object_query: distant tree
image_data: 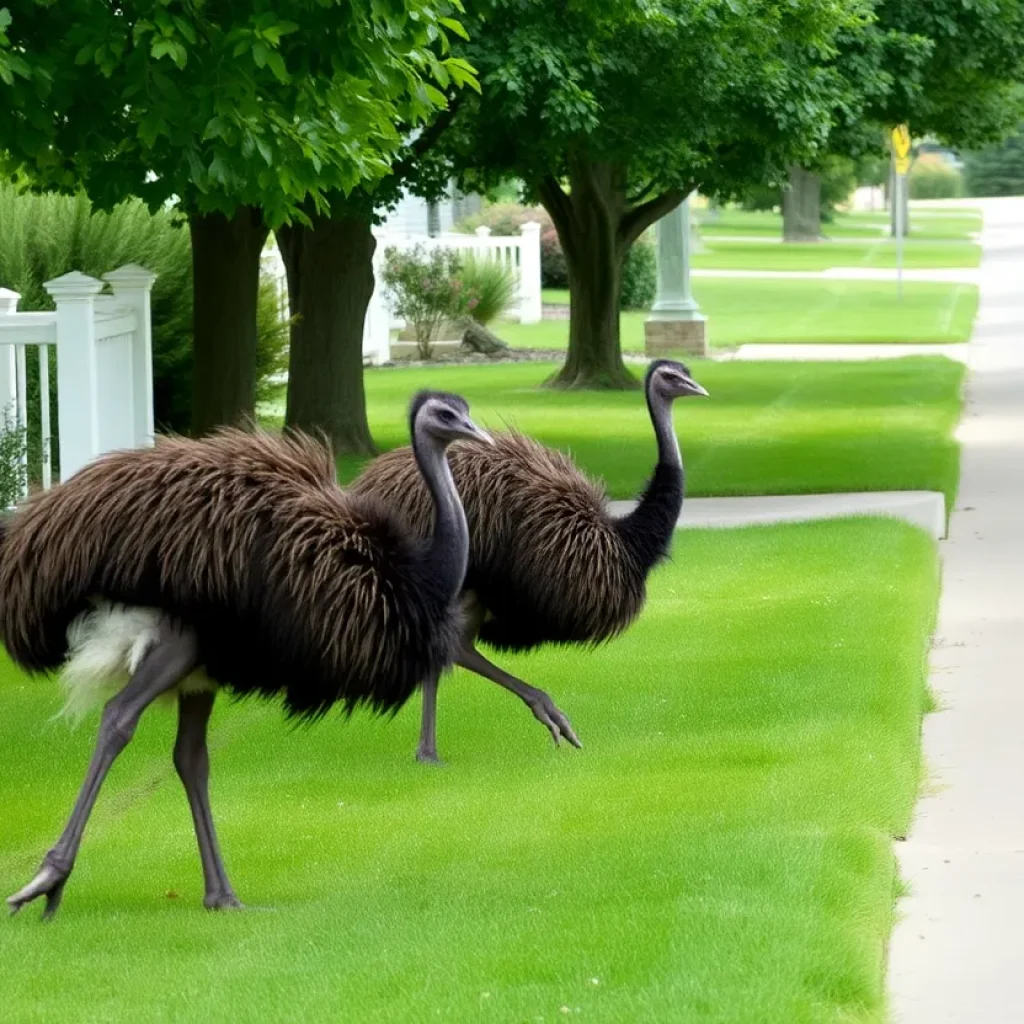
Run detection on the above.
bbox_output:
[783,0,1024,240]
[0,1,461,433]
[964,123,1024,197]
[437,0,857,388]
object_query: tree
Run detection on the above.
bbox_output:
[276,104,467,455]
[0,0,463,433]
[964,122,1024,196]
[439,0,858,388]
[781,0,1024,239]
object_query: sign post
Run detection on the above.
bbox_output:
[891,124,911,302]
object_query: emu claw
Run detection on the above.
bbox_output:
[527,691,582,750]
[7,861,70,921]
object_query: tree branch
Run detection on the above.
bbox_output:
[618,183,696,250]
[626,179,658,206]
[389,92,465,182]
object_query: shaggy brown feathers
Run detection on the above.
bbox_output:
[0,429,463,718]
[349,430,655,652]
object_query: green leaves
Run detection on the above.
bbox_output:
[0,0,480,225]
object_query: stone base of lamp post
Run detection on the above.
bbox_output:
[644,317,707,358]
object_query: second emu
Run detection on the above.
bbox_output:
[1,391,491,919]
[352,359,708,761]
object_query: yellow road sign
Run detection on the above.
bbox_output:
[895,154,911,175]
[891,124,911,159]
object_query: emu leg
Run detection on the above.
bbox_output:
[173,691,242,910]
[456,643,582,749]
[7,626,198,920]
[415,673,443,764]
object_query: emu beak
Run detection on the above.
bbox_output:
[462,419,494,446]
[685,378,709,397]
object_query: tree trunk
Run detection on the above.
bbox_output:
[550,246,636,388]
[189,207,268,435]
[277,212,377,456]
[542,161,637,389]
[782,166,822,241]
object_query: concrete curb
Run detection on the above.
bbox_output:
[725,343,970,363]
[609,490,947,540]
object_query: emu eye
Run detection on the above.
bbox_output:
[439,408,457,422]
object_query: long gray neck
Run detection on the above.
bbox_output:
[413,427,470,603]
[647,384,681,469]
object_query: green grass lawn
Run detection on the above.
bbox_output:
[263,359,964,508]
[531,278,978,348]
[692,239,980,271]
[0,518,938,1023]
[695,207,982,241]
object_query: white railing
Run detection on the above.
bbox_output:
[262,220,543,365]
[0,264,156,492]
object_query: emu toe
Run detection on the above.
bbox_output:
[7,860,71,921]
[204,891,244,911]
[527,690,582,750]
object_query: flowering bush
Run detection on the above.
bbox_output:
[382,245,480,359]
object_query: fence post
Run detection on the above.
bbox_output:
[0,289,19,421]
[103,264,157,448]
[44,270,104,481]
[519,221,543,323]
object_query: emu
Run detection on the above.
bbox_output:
[351,359,707,762]
[1,392,490,919]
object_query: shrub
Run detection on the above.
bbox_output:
[0,184,287,459]
[456,202,569,288]
[460,255,517,326]
[908,155,965,200]
[382,245,479,359]
[540,226,568,289]
[620,239,657,310]
[964,123,1024,197]
[0,405,27,507]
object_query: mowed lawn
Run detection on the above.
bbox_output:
[695,207,982,242]
[692,238,980,271]
[264,359,965,507]
[0,519,938,1023]
[522,279,978,348]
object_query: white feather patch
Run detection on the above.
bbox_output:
[59,600,214,723]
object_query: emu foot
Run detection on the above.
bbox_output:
[204,891,244,911]
[527,691,582,750]
[415,746,444,766]
[7,856,71,921]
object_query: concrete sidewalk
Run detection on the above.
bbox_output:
[888,197,1024,1021]
[609,490,946,539]
[691,266,979,284]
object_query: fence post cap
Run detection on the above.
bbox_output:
[520,221,542,233]
[474,226,492,237]
[103,264,158,289]
[44,270,105,299]
[0,287,20,312]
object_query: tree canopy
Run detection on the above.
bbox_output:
[965,121,1024,196]
[434,0,861,386]
[0,0,472,224]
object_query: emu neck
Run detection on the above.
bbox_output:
[413,431,469,603]
[613,385,684,576]
[649,387,681,470]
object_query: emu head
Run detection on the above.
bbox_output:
[409,391,493,448]
[646,359,709,401]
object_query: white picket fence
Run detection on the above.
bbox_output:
[0,265,156,492]
[261,221,543,364]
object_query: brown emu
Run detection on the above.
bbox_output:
[350,359,707,762]
[1,391,490,919]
